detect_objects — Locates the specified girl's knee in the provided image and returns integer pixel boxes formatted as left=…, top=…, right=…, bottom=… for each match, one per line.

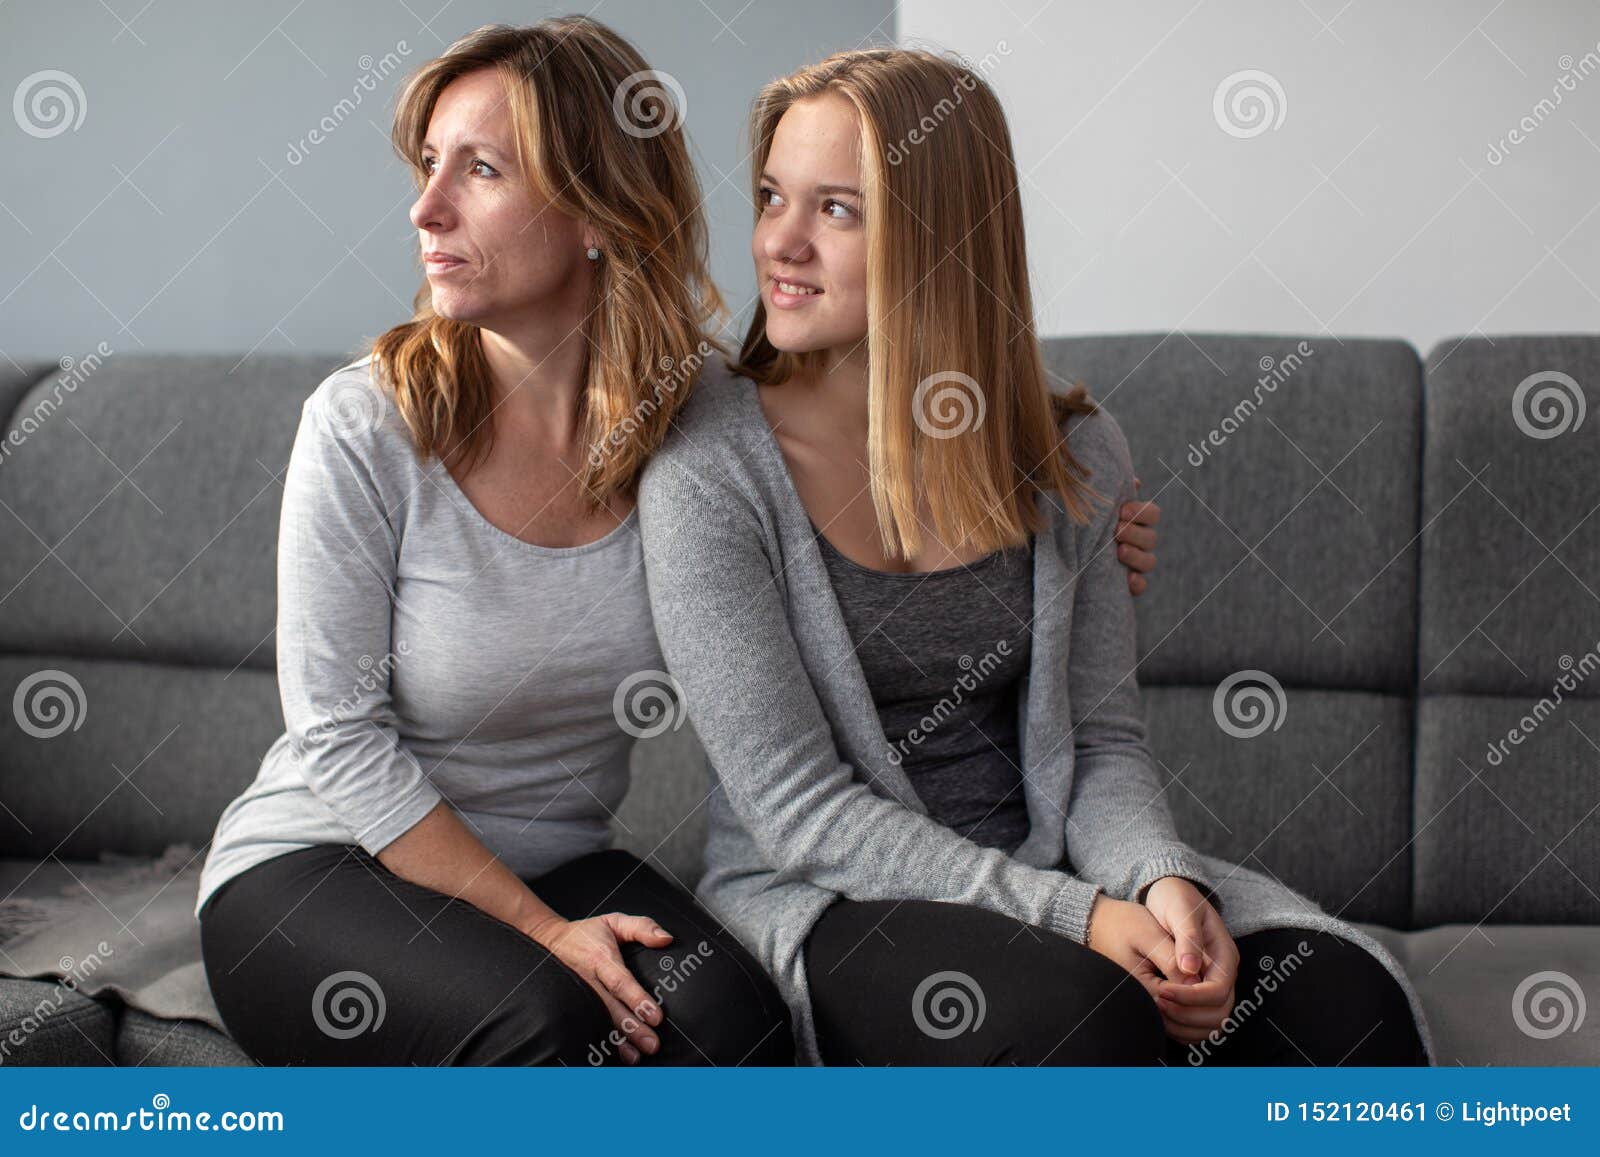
left=650, top=938, right=794, bottom=1064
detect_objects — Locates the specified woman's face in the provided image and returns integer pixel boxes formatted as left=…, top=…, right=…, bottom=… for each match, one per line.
left=408, top=69, right=591, bottom=327
left=753, top=93, right=869, bottom=360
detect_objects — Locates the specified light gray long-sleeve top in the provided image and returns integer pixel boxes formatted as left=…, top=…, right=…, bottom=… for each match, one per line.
left=637, top=359, right=1436, bottom=1066
left=195, top=356, right=663, bottom=917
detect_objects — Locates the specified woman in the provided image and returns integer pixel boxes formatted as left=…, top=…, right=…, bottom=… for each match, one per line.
left=637, top=48, right=1435, bottom=1066
left=194, top=19, right=796, bottom=1068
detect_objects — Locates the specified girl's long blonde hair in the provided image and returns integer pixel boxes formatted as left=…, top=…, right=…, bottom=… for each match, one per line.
left=732, top=47, right=1102, bottom=558
left=372, top=18, right=724, bottom=505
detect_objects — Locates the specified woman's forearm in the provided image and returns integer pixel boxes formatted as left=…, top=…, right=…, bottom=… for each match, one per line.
left=374, top=800, right=564, bottom=940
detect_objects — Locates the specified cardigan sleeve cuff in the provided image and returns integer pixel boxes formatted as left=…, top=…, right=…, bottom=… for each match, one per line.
left=1127, top=847, right=1224, bottom=916
left=1046, top=875, right=1105, bottom=946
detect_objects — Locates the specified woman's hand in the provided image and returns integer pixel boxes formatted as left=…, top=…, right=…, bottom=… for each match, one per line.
left=1140, top=876, right=1239, bottom=1045
left=1116, top=477, right=1159, bottom=597
left=527, top=913, right=673, bottom=1064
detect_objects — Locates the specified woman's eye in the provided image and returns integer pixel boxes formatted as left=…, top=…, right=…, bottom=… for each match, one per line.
left=823, top=198, right=855, bottom=220
left=419, top=157, right=497, bottom=178
left=759, top=186, right=783, bottom=209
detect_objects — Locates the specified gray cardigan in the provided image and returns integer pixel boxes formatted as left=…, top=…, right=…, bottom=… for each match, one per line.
left=637, top=361, right=1436, bottom=1066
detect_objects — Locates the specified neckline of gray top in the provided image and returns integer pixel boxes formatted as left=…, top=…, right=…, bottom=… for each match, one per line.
left=806, top=517, right=1029, bottom=581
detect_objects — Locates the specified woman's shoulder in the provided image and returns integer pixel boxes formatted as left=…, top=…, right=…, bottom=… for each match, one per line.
left=300, top=353, right=416, bottom=464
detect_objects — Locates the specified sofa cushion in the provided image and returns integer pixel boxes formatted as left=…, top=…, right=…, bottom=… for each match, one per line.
left=114, top=1007, right=253, bottom=1066
left=0, top=977, right=116, bottom=1065
left=1147, top=687, right=1414, bottom=927
left=1358, top=921, right=1600, bottom=1066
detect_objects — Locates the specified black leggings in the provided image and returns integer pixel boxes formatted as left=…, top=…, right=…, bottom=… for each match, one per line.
left=804, top=898, right=1428, bottom=1066
left=199, top=844, right=794, bottom=1066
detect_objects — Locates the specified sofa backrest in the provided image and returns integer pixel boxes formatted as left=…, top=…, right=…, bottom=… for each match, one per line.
left=1, top=338, right=1594, bottom=928
left=1411, top=336, right=1599, bottom=926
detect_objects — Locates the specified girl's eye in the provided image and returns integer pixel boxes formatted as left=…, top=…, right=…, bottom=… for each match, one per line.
left=759, top=186, right=783, bottom=209
left=823, top=198, right=856, bottom=220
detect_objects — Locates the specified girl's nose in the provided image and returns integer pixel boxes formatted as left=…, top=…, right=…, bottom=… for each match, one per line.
left=764, top=216, right=813, bottom=265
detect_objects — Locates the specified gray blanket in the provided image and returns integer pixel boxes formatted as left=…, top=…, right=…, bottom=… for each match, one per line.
left=0, top=844, right=224, bottom=1034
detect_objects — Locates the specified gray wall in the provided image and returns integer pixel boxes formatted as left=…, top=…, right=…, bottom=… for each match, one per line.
left=902, top=0, right=1600, bottom=353
left=0, top=0, right=896, bottom=368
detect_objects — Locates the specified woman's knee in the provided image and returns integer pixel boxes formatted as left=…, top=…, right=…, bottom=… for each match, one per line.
left=451, top=982, right=614, bottom=1066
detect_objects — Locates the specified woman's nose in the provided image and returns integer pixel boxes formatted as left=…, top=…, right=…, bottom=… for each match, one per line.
left=409, top=178, right=455, bottom=232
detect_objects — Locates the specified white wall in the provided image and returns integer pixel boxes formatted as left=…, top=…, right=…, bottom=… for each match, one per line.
left=899, top=0, right=1600, bottom=354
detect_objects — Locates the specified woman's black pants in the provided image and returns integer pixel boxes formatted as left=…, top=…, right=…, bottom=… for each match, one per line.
left=804, top=898, right=1429, bottom=1066
left=199, top=844, right=795, bottom=1066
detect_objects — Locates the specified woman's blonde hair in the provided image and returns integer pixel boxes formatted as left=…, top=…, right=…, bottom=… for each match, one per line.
left=731, top=47, right=1102, bottom=558
left=372, top=18, right=724, bottom=505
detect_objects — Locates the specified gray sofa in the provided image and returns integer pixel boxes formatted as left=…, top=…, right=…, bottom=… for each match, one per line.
left=1, top=332, right=1595, bottom=1066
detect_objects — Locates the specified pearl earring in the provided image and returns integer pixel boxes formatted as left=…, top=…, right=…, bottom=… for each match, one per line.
left=585, top=246, right=600, bottom=260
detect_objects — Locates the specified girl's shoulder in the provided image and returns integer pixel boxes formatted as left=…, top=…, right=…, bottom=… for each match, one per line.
left=645, top=357, right=771, bottom=491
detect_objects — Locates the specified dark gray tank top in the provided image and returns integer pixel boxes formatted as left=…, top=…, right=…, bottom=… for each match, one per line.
left=811, top=521, right=1034, bottom=851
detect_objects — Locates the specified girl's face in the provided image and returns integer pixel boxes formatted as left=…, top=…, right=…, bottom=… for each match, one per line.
left=408, top=69, right=593, bottom=327
left=753, top=93, right=869, bottom=360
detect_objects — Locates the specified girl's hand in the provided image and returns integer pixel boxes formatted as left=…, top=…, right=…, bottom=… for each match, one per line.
left=1140, top=877, right=1239, bottom=1044
left=1084, top=894, right=1187, bottom=1006
left=528, top=913, right=673, bottom=1063
left=1116, top=477, right=1159, bottom=597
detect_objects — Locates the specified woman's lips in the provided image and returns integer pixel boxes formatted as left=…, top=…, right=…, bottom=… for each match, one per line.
left=424, top=253, right=468, bottom=274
